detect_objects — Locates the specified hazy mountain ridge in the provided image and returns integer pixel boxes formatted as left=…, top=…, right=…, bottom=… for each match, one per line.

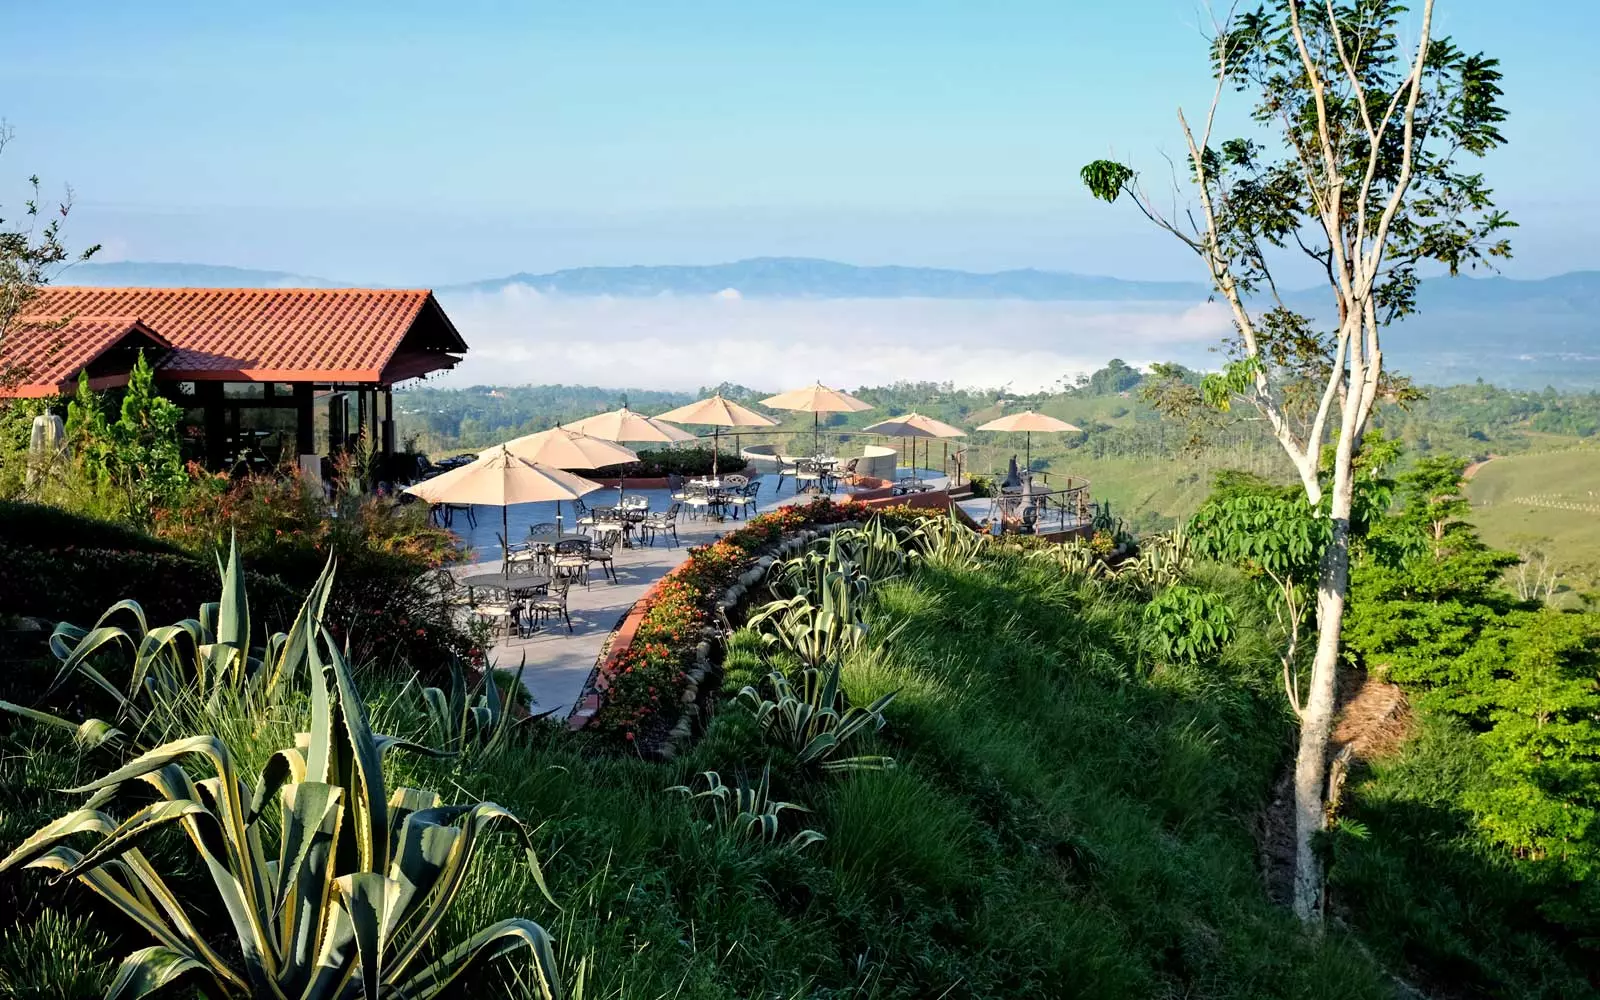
left=66, top=256, right=1600, bottom=310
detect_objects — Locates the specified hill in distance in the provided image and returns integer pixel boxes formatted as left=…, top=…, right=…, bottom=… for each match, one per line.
left=65, top=255, right=1600, bottom=311
left=57, top=257, right=1600, bottom=388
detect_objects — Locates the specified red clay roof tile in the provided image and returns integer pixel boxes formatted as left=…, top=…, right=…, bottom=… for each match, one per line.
left=0, top=314, right=170, bottom=397
left=7, top=287, right=461, bottom=393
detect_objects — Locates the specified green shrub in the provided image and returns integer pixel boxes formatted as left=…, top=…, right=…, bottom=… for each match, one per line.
left=1140, top=584, right=1236, bottom=665
left=0, top=500, right=187, bottom=556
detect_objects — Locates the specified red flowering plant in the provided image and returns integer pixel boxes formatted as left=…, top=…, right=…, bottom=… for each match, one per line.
left=589, top=498, right=941, bottom=744
left=153, top=464, right=469, bottom=673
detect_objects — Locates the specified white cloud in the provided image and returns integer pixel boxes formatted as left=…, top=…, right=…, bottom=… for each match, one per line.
left=433, top=287, right=1229, bottom=392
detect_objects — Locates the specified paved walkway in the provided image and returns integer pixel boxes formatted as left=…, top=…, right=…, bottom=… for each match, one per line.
left=447, top=478, right=816, bottom=716
left=445, top=469, right=949, bottom=716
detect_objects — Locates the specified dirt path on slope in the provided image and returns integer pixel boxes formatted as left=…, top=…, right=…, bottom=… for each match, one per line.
left=1463, top=454, right=1498, bottom=479
left=1257, top=670, right=1411, bottom=908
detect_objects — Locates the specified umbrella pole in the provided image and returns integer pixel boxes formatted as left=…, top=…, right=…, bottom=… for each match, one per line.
left=502, top=504, right=509, bottom=565
left=556, top=499, right=563, bottom=537
left=713, top=428, right=719, bottom=479
left=1026, top=432, right=1032, bottom=474
left=813, top=412, right=820, bottom=456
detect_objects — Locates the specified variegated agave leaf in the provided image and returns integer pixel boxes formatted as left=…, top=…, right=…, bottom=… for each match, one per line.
left=3, top=612, right=563, bottom=1000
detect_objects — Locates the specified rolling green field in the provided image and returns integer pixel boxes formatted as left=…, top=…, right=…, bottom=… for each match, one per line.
left=1466, top=444, right=1600, bottom=600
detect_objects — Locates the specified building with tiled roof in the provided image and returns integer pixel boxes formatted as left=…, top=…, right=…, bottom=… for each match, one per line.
left=1, top=287, right=468, bottom=471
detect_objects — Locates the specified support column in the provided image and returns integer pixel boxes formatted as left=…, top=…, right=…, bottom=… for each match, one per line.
left=200, top=383, right=225, bottom=471
left=381, top=387, right=396, bottom=455
left=295, top=383, right=314, bottom=456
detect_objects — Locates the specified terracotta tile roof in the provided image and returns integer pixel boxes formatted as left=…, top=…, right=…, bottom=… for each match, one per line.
left=0, top=314, right=170, bottom=398
left=11, top=287, right=464, bottom=388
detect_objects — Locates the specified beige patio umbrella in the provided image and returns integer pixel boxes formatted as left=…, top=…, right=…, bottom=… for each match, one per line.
left=490, top=427, right=639, bottom=533
left=975, top=410, right=1082, bottom=471
left=406, top=445, right=603, bottom=557
left=564, top=405, right=696, bottom=498
left=759, top=382, right=873, bottom=456
left=863, top=412, right=967, bottom=479
left=654, top=393, right=777, bottom=478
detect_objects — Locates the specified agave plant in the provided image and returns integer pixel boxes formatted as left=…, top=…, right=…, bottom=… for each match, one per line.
left=736, top=663, right=896, bottom=772
left=409, top=656, right=527, bottom=756
left=906, top=507, right=987, bottom=569
left=1122, top=527, right=1193, bottom=589
left=835, top=517, right=911, bottom=582
left=747, top=578, right=867, bottom=671
left=666, top=765, right=824, bottom=850
left=1026, top=538, right=1107, bottom=579
left=0, top=631, right=564, bottom=1000
left=766, top=531, right=867, bottom=604
left=6, top=534, right=333, bottom=740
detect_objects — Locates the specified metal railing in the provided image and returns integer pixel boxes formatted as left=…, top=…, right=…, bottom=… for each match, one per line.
left=984, top=475, right=1093, bottom=536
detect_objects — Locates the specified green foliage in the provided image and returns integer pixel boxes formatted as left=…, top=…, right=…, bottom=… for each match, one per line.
left=413, top=657, right=524, bottom=757
left=57, top=355, right=187, bottom=524
left=0, top=908, right=114, bottom=1000
left=1141, top=584, right=1236, bottom=665
left=667, top=765, right=825, bottom=850
left=737, top=661, right=897, bottom=772
left=1340, top=451, right=1600, bottom=975
left=0, top=627, right=562, bottom=1000
left=1079, top=159, right=1135, bottom=203
left=1190, top=474, right=1328, bottom=582
left=9, top=535, right=333, bottom=740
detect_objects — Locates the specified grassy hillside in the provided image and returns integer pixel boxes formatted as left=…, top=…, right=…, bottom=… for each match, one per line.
left=1466, top=445, right=1600, bottom=599
left=1, top=535, right=1393, bottom=999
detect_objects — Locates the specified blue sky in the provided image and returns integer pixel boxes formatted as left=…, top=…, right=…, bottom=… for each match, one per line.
left=2, top=0, right=1594, bottom=284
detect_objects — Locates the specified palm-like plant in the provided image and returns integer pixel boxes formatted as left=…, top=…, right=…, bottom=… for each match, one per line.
left=666, top=765, right=824, bottom=850
left=0, top=632, right=564, bottom=1000
left=736, top=663, right=896, bottom=772
left=8, top=535, right=333, bottom=739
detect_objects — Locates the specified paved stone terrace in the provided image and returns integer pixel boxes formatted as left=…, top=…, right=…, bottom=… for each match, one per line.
left=445, top=469, right=949, bottom=717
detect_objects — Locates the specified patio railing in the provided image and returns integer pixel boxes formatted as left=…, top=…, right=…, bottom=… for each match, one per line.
left=985, top=475, right=1093, bottom=536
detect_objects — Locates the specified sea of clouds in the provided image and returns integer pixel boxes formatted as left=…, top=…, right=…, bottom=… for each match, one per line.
left=432, top=285, right=1231, bottom=392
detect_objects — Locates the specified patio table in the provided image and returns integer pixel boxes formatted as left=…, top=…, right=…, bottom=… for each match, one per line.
left=459, top=571, right=552, bottom=599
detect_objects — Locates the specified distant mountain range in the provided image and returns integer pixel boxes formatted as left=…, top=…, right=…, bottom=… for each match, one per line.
left=66, top=256, right=1600, bottom=312
left=61, top=257, right=1600, bottom=388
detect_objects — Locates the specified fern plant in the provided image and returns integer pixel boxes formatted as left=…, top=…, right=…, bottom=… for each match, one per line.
left=0, top=630, right=564, bottom=1000
left=667, top=765, right=825, bottom=850
left=736, top=663, right=896, bottom=772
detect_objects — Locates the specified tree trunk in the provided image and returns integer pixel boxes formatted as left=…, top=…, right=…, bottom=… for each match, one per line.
left=1290, top=435, right=1356, bottom=923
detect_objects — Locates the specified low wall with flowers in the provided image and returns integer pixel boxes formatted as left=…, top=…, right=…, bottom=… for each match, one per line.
left=565, top=498, right=941, bottom=751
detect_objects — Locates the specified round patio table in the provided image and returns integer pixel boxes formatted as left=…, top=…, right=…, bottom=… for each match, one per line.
left=460, top=571, right=552, bottom=598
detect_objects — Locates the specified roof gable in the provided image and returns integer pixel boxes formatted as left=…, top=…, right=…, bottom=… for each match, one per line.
left=0, top=315, right=170, bottom=398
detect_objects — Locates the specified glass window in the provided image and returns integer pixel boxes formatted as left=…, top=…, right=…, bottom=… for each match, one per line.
left=223, top=383, right=265, bottom=400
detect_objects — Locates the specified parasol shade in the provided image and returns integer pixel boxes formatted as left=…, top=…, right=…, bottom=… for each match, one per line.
left=759, top=382, right=873, bottom=454
left=488, top=426, right=638, bottom=469
left=864, top=412, right=967, bottom=478
left=406, top=446, right=603, bottom=553
left=975, top=410, right=1082, bottom=472
left=655, top=393, right=777, bottom=477
left=565, top=406, right=697, bottom=444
